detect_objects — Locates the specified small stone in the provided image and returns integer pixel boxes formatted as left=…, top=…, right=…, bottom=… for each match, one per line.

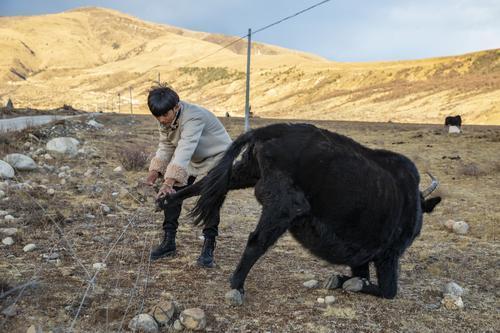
left=452, top=221, right=469, bottom=235
left=1, top=304, right=18, bottom=317
left=0, top=228, right=18, bottom=236
left=23, top=243, right=37, bottom=252
left=325, top=295, right=336, bottom=305
left=173, top=319, right=183, bottom=331
left=93, top=263, right=107, bottom=271
left=317, top=297, right=325, bottom=304
left=0, top=160, right=15, bottom=179
left=442, top=294, right=464, bottom=310
left=4, top=153, right=38, bottom=171
left=5, top=214, right=15, bottom=221
left=47, top=188, right=55, bottom=195
left=100, top=204, right=111, bottom=214
left=43, top=252, right=59, bottom=260
left=0, top=210, right=8, bottom=217
left=26, top=324, right=43, bottom=333
left=342, top=277, right=364, bottom=292
left=84, top=169, right=93, bottom=177
left=43, top=154, right=53, bottom=160
left=88, top=119, right=104, bottom=129
left=113, top=166, right=123, bottom=173
left=303, top=279, right=319, bottom=289
left=180, top=308, right=206, bottom=331
left=2, top=237, right=14, bottom=245
left=0, top=190, right=5, bottom=198
left=443, top=282, right=464, bottom=297
left=443, top=219, right=455, bottom=230
left=128, top=313, right=159, bottom=333
left=58, top=172, right=66, bottom=178
left=60, top=179, right=66, bottom=185
left=225, top=289, right=244, bottom=306
left=151, top=301, right=177, bottom=325
left=60, top=166, right=70, bottom=172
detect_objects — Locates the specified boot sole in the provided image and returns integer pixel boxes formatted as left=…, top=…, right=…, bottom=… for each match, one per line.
left=150, top=250, right=176, bottom=261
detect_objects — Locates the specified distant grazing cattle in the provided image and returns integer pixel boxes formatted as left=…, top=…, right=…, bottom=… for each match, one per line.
left=160, top=123, right=442, bottom=302
left=445, top=115, right=462, bottom=127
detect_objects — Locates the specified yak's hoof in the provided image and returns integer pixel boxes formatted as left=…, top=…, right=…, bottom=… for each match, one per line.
left=324, top=275, right=343, bottom=290
left=342, top=277, right=366, bottom=292
left=225, top=289, right=244, bottom=306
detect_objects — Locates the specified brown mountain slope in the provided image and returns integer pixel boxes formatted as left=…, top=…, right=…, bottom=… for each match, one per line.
left=1, top=7, right=499, bottom=124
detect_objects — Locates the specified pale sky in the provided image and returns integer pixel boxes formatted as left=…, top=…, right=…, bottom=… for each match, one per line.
left=1, top=0, right=499, bottom=62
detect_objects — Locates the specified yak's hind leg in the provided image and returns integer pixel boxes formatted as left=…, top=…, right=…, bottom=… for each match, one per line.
left=342, top=255, right=399, bottom=299
left=229, top=171, right=310, bottom=300
left=324, top=263, right=370, bottom=289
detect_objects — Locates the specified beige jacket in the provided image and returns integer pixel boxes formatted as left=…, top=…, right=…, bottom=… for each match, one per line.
left=148, top=101, right=232, bottom=186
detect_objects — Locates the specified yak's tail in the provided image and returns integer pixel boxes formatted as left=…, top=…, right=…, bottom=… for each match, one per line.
left=190, top=130, right=255, bottom=226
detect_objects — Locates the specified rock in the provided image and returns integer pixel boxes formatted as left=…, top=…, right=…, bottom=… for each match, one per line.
left=2, top=237, right=14, bottom=245
left=0, top=210, right=9, bottom=216
left=225, top=289, right=244, bottom=306
left=303, top=279, right=319, bottom=289
left=173, top=319, right=183, bottom=331
left=60, top=179, right=66, bottom=185
left=84, top=169, right=94, bottom=177
left=57, top=172, right=66, bottom=178
left=128, top=313, right=159, bottom=333
left=0, top=160, right=15, bottom=179
left=151, top=301, right=177, bottom=325
left=448, top=126, right=461, bottom=134
left=100, top=204, right=111, bottom=214
left=47, top=188, right=55, bottom=195
left=4, top=154, right=38, bottom=171
left=93, top=263, right=107, bottom=271
left=43, top=252, right=59, bottom=260
left=442, top=294, right=464, bottom=310
left=325, top=295, right=336, bottom=305
left=342, top=277, right=364, bottom=292
left=26, top=324, right=43, bottom=333
left=443, top=282, right=464, bottom=297
left=443, top=219, right=455, bottom=230
left=0, top=190, right=5, bottom=198
left=59, top=165, right=71, bottom=172
left=1, top=304, right=18, bottom=317
left=46, top=137, right=80, bottom=156
left=317, top=297, right=325, bottom=304
left=88, top=119, right=104, bottom=129
left=180, top=308, right=206, bottom=331
left=43, top=153, right=53, bottom=160
left=23, top=243, right=37, bottom=252
left=26, top=325, right=43, bottom=333
left=0, top=227, right=18, bottom=236
left=34, top=148, right=45, bottom=156
left=113, top=166, right=123, bottom=173
left=5, top=214, right=15, bottom=221
left=452, top=221, right=469, bottom=235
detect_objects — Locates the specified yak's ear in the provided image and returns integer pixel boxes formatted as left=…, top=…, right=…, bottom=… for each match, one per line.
left=422, top=197, right=442, bottom=213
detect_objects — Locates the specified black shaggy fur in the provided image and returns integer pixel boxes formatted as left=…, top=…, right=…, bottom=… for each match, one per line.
left=161, top=123, right=441, bottom=299
left=445, top=115, right=462, bottom=127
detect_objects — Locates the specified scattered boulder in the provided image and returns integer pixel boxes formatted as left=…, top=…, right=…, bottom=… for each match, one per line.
left=87, top=119, right=104, bottom=129
left=443, top=282, right=464, bottom=297
left=303, top=279, right=319, bottom=289
left=442, top=294, right=464, bottom=310
left=4, top=153, right=38, bottom=171
left=46, top=137, right=80, bottom=156
left=128, top=313, right=159, bottom=333
left=23, top=244, right=37, bottom=252
left=0, top=160, right=15, bottom=179
left=225, top=289, right=244, bottom=306
left=452, top=221, right=469, bottom=235
left=0, top=228, right=18, bottom=236
left=2, top=237, right=14, bottom=245
left=179, top=308, right=206, bottom=331
left=150, top=300, right=177, bottom=326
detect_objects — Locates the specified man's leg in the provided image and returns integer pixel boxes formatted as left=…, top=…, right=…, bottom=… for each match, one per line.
left=150, top=176, right=196, bottom=260
left=197, top=210, right=220, bottom=268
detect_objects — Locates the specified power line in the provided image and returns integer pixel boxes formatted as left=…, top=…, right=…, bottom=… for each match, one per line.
left=253, top=0, right=332, bottom=35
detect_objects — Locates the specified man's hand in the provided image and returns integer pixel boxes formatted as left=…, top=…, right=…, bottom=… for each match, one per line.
left=156, top=179, right=176, bottom=199
left=144, top=170, right=160, bottom=186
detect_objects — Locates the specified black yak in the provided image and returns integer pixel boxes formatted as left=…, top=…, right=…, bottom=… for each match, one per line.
left=445, top=115, right=462, bottom=127
left=159, top=123, right=441, bottom=301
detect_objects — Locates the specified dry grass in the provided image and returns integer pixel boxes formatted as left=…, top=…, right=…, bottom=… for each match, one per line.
left=115, top=146, right=149, bottom=171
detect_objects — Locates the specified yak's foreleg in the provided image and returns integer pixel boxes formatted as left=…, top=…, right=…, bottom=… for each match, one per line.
left=229, top=171, right=309, bottom=301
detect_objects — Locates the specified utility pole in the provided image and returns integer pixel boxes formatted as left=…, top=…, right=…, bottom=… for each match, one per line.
left=118, top=93, right=121, bottom=113
left=244, top=28, right=252, bottom=132
left=158, top=72, right=160, bottom=84
left=129, top=87, right=133, bottom=114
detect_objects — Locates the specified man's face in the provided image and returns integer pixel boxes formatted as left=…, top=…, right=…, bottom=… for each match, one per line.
left=155, top=104, right=179, bottom=127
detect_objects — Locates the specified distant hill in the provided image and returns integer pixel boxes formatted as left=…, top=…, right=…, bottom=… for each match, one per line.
left=1, top=7, right=499, bottom=124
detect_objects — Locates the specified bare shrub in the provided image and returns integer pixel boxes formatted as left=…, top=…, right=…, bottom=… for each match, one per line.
left=116, top=147, right=149, bottom=171
left=458, top=162, right=484, bottom=177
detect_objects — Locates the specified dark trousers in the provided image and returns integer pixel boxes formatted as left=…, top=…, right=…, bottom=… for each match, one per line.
left=163, top=176, right=219, bottom=238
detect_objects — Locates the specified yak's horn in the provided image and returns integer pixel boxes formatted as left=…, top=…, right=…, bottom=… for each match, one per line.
left=422, top=172, right=439, bottom=197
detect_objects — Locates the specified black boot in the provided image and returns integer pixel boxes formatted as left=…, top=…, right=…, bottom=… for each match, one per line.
left=150, top=232, right=176, bottom=260
left=197, top=237, right=216, bottom=268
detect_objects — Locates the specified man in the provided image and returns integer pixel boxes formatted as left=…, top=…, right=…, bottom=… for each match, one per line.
left=144, top=85, right=232, bottom=267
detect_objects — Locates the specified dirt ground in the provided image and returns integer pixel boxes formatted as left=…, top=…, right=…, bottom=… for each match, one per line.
left=0, top=114, right=499, bottom=332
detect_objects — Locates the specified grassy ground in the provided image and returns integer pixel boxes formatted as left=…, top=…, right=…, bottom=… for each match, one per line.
left=0, top=114, right=499, bottom=332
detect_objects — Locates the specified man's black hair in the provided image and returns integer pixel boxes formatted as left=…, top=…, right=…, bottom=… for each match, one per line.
left=147, top=85, right=179, bottom=117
